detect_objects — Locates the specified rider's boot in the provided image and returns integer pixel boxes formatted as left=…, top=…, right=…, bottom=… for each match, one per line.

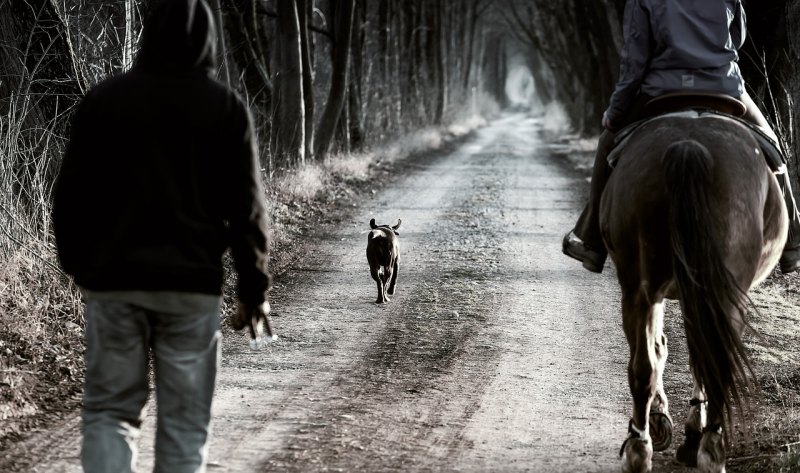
left=563, top=129, right=613, bottom=273
left=777, top=172, right=800, bottom=273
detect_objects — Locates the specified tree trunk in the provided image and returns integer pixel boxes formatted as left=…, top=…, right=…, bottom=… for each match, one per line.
left=463, top=0, right=479, bottom=90
left=788, top=0, right=800, bottom=191
left=390, top=0, right=402, bottom=129
left=377, top=0, right=391, bottom=130
left=347, top=0, right=365, bottom=151
left=275, top=0, right=306, bottom=167
left=400, top=0, right=417, bottom=126
left=424, top=1, right=444, bottom=124
left=314, top=0, right=355, bottom=160
left=298, top=0, right=315, bottom=159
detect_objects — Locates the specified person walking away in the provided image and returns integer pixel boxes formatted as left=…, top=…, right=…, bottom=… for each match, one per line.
left=562, top=0, right=800, bottom=274
left=52, top=0, right=271, bottom=471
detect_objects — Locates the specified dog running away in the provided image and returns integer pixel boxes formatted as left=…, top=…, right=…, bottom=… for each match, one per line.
left=366, top=218, right=401, bottom=304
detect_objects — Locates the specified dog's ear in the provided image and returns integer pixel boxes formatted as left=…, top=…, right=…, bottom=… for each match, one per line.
left=370, top=218, right=377, bottom=229
left=391, top=218, right=401, bottom=234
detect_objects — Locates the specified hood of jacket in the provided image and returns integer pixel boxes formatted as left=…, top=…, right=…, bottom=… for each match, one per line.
left=136, top=0, right=217, bottom=75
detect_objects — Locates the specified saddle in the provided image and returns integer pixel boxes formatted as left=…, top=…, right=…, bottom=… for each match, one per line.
left=644, top=92, right=747, bottom=117
left=607, top=92, right=786, bottom=173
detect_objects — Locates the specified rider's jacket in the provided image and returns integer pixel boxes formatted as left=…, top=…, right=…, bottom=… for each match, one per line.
left=605, top=0, right=746, bottom=128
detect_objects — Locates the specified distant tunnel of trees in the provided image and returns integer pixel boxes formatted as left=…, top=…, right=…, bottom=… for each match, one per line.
left=2, top=0, right=800, bottom=247
left=503, top=0, right=800, bottom=191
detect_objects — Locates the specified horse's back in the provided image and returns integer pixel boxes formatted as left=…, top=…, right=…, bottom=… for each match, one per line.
left=600, top=115, right=786, bottom=296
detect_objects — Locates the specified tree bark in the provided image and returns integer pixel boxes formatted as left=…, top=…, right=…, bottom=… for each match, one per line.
left=788, top=0, right=800, bottom=191
left=275, top=0, right=306, bottom=167
left=377, top=0, right=391, bottom=130
left=314, top=0, right=355, bottom=160
left=425, top=1, right=444, bottom=124
left=298, top=0, right=315, bottom=159
left=347, top=0, right=365, bottom=151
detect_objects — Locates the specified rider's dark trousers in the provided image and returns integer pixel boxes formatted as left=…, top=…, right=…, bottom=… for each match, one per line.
left=573, top=91, right=800, bottom=253
left=573, top=94, right=650, bottom=250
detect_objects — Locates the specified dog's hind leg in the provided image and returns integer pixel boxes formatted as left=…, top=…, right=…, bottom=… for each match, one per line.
left=387, top=258, right=399, bottom=296
left=371, top=267, right=385, bottom=304
left=382, top=265, right=393, bottom=302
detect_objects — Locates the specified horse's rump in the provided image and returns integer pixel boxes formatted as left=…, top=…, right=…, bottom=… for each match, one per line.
left=600, top=115, right=785, bottom=292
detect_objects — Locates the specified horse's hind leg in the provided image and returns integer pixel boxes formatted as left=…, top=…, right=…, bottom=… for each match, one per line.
left=620, top=290, right=658, bottom=473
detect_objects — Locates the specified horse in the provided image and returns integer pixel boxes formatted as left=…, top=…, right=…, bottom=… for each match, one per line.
left=599, top=113, right=788, bottom=473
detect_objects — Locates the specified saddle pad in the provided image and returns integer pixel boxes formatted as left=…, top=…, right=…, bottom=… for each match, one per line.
left=607, top=110, right=786, bottom=174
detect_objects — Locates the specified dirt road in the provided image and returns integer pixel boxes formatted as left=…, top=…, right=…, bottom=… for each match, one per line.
left=9, top=114, right=746, bottom=472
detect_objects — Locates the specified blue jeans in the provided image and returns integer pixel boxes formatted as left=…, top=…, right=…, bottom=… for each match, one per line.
left=81, top=299, right=221, bottom=473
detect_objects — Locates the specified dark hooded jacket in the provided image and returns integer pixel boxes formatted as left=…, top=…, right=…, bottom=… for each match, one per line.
left=53, top=0, right=270, bottom=305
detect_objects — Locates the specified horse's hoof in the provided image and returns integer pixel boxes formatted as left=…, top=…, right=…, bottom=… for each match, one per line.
left=697, top=431, right=726, bottom=473
left=620, top=436, right=653, bottom=473
left=676, top=428, right=701, bottom=467
left=649, top=411, right=673, bottom=451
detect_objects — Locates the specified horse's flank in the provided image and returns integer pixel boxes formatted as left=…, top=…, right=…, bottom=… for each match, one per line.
left=601, top=115, right=786, bottom=298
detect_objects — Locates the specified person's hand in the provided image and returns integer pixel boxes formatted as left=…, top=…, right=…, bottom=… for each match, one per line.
left=232, top=300, right=277, bottom=349
left=602, top=111, right=615, bottom=132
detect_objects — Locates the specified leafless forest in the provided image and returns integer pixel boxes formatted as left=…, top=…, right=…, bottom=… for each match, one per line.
left=2, top=0, right=800, bottom=463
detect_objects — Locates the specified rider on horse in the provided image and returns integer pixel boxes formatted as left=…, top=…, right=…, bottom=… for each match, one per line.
left=562, top=0, right=800, bottom=274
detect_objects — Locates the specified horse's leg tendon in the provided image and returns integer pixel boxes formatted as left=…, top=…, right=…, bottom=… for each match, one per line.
left=648, top=301, right=673, bottom=451
left=676, top=377, right=707, bottom=467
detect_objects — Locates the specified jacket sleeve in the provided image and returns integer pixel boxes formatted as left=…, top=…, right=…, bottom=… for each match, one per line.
left=731, top=0, right=746, bottom=50
left=605, top=0, right=652, bottom=128
left=52, top=92, right=96, bottom=276
left=224, top=95, right=271, bottom=305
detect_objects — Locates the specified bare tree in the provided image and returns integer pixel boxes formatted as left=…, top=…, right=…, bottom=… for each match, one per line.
left=314, top=0, right=355, bottom=160
left=226, top=0, right=274, bottom=106
left=0, top=0, right=83, bottom=231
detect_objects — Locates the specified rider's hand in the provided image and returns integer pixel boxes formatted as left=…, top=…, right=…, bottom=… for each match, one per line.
left=602, top=111, right=615, bottom=132
left=232, top=300, right=276, bottom=348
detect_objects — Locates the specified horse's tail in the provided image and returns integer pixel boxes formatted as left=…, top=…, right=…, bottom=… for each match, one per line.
left=661, top=140, right=754, bottom=429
